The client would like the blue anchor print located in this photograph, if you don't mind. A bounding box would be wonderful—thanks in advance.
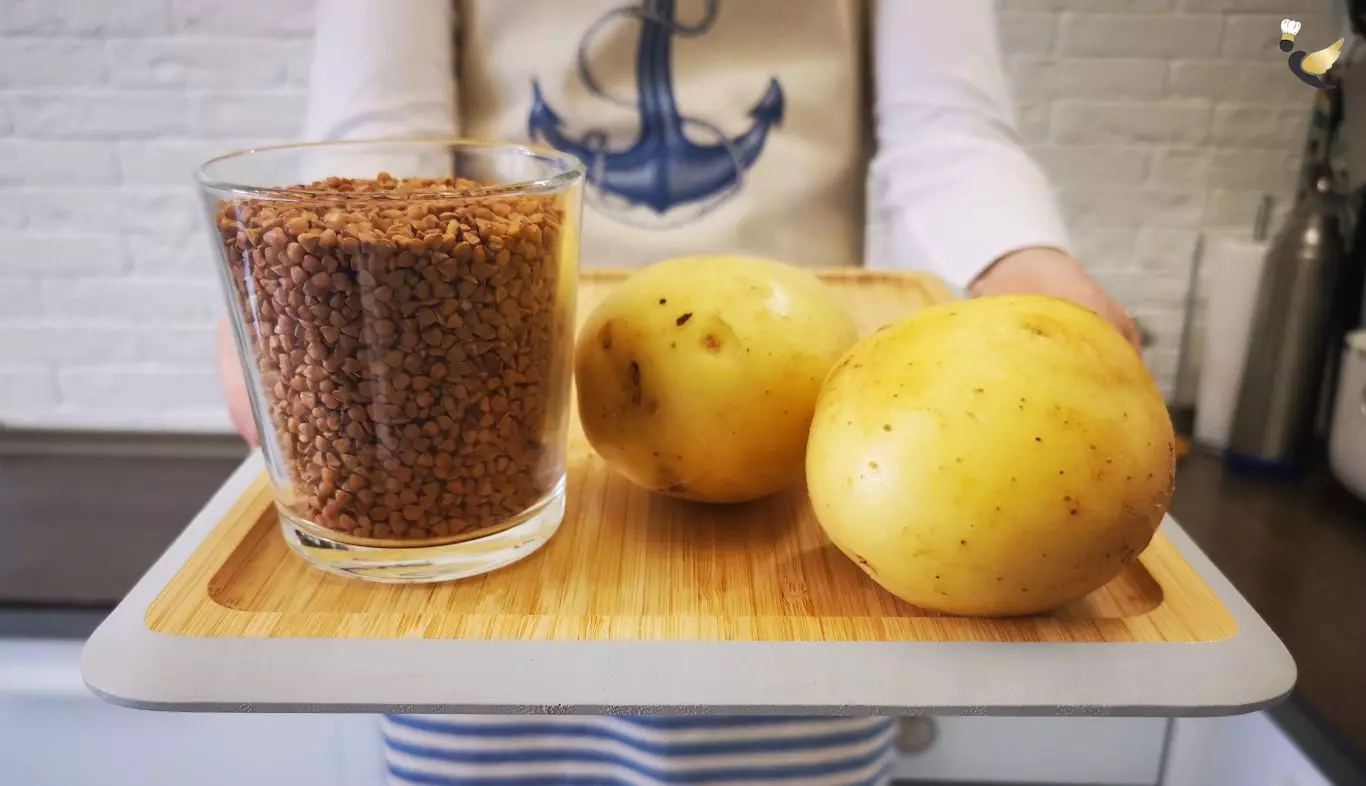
[528,0,785,219]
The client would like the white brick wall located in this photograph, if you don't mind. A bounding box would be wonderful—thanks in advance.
[0,0,1342,431]
[0,0,311,431]
[1008,0,1340,395]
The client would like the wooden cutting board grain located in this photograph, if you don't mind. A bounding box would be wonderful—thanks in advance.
[146,270,1235,644]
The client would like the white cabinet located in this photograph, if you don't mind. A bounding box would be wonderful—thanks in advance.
[2,694,384,786]
[888,716,1167,785]
[1164,714,1332,786]
[887,713,1334,786]
[2,639,383,786]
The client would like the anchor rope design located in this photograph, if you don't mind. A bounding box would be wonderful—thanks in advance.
[528,0,784,228]
[577,0,743,228]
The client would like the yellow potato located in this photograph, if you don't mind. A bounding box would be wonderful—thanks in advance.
[576,255,858,503]
[806,295,1174,616]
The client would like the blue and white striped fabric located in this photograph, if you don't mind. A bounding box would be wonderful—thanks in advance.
[382,714,899,785]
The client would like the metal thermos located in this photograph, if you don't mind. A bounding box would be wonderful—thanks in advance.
[1227,165,1345,471]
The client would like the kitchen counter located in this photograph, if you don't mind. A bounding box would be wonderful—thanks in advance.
[1171,451,1366,785]
[2,434,1351,783]
[0,430,247,644]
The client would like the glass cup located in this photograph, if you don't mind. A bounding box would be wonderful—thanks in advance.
[198,140,584,582]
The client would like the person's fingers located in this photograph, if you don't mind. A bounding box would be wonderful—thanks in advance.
[1122,320,1143,352]
[1107,306,1138,348]
[216,316,261,447]
[964,246,1146,353]
[1101,305,1142,353]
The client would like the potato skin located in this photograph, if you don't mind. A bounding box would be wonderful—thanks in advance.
[575,255,858,503]
[806,295,1175,616]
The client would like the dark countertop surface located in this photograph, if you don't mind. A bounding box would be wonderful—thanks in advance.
[3,431,1366,781]
[0,430,246,635]
[1172,450,1366,785]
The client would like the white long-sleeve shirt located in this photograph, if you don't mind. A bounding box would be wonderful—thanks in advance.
[300,3,1067,783]
[301,0,1072,293]
[300,4,1069,785]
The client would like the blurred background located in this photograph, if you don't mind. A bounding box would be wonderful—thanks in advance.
[3,1,1366,785]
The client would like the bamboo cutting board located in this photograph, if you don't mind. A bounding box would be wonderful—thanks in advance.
[147,270,1235,645]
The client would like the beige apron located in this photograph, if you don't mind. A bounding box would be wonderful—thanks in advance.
[453,0,867,270]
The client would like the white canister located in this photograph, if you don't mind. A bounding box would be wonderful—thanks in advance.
[1329,329,1366,502]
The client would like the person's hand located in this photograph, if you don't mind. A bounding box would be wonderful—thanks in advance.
[216,315,260,447]
[968,246,1141,350]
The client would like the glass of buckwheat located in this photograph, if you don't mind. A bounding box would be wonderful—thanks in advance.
[198,140,585,582]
